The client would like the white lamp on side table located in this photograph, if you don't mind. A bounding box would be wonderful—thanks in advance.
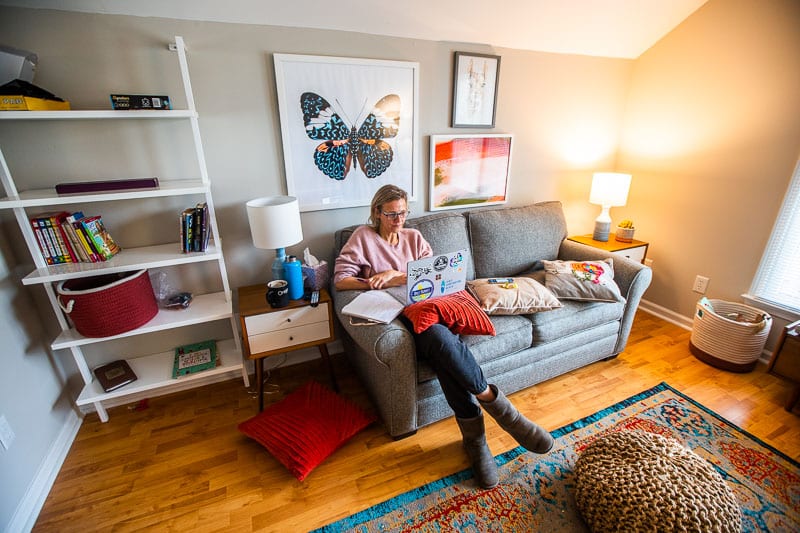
[589,172,631,242]
[246,196,304,282]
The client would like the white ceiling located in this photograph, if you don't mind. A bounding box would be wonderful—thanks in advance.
[1,0,709,59]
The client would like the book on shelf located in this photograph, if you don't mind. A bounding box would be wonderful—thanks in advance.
[55,177,159,195]
[29,211,77,264]
[179,202,210,253]
[29,211,121,264]
[80,215,121,260]
[93,359,138,392]
[172,340,217,378]
[67,212,102,262]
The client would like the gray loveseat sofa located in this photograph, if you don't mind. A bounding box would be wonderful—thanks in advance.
[331,201,652,439]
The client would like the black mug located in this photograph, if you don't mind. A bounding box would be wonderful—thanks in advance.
[266,280,289,308]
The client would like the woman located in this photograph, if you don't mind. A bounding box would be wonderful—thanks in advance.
[334,184,553,489]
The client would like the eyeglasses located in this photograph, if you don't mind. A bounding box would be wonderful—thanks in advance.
[381,210,410,220]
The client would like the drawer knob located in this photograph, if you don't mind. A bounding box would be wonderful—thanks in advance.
[289,336,294,341]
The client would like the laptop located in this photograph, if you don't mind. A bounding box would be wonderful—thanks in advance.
[342,249,469,324]
[404,249,469,305]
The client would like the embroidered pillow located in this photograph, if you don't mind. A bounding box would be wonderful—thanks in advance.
[542,259,624,303]
[466,277,562,315]
[402,290,496,336]
[238,381,375,481]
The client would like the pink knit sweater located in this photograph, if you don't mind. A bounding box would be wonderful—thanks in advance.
[333,225,432,284]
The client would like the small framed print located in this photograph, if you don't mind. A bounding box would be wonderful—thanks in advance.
[452,52,501,128]
[173,340,217,378]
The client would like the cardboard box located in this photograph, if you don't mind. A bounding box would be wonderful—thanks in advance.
[0,95,70,111]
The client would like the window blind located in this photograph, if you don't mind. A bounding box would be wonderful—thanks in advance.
[750,156,800,314]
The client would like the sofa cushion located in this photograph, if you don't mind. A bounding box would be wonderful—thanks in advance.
[404,211,475,279]
[543,259,624,302]
[528,299,625,345]
[467,277,562,315]
[417,314,532,384]
[468,202,568,278]
[402,290,495,335]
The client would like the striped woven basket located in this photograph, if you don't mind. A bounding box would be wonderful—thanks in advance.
[689,299,771,372]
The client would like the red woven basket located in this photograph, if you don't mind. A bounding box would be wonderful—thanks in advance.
[57,269,158,337]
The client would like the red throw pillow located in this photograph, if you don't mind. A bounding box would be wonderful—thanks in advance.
[402,290,496,336]
[238,381,375,481]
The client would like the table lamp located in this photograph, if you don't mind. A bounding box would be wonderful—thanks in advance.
[589,172,631,242]
[246,196,303,281]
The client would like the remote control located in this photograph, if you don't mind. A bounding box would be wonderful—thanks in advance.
[310,290,320,307]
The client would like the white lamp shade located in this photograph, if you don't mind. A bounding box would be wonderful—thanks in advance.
[589,172,631,207]
[246,196,303,250]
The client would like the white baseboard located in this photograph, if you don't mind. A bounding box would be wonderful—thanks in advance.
[638,298,693,330]
[6,409,82,533]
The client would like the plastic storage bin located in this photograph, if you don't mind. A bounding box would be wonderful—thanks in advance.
[689,298,772,372]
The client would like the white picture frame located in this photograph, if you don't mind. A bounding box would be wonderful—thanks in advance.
[274,54,419,212]
[429,134,513,211]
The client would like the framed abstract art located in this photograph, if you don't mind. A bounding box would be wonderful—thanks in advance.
[274,54,419,212]
[451,52,501,128]
[429,134,513,211]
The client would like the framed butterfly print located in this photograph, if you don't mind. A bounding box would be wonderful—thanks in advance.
[274,54,420,212]
[429,134,513,211]
[452,52,501,128]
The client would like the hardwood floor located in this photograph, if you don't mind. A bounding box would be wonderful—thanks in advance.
[34,311,800,532]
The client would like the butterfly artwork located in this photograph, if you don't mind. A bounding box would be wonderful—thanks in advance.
[300,92,400,180]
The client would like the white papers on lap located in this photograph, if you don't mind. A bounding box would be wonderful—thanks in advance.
[342,289,405,324]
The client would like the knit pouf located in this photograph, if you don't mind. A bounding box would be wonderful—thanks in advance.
[574,431,741,533]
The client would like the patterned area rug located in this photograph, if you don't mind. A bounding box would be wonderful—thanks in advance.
[314,382,800,532]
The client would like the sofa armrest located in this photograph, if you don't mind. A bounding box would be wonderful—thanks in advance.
[558,240,653,354]
[330,287,419,437]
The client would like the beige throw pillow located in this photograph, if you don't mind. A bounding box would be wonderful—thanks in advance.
[467,277,562,315]
[542,259,624,303]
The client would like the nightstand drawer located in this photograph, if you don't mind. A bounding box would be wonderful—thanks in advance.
[244,304,329,334]
[247,320,331,353]
[613,245,646,264]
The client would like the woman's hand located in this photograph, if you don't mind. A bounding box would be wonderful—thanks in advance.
[365,270,406,290]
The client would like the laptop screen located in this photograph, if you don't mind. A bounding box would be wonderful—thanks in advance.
[404,250,469,305]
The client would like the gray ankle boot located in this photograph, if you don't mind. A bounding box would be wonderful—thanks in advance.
[456,414,499,489]
[479,385,554,454]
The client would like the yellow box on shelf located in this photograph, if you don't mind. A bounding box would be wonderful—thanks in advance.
[0,95,71,111]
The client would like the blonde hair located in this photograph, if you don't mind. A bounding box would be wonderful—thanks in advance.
[368,184,408,231]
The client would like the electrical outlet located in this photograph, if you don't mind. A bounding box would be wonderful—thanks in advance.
[692,275,710,294]
[644,258,654,268]
[0,415,15,451]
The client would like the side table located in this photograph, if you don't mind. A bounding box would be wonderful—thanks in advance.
[768,319,800,412]
[238,284,337,411]
[568,234,649,264]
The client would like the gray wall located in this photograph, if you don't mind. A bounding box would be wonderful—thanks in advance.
[1,1,799,529]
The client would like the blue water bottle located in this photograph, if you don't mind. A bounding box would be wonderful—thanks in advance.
[284,255,304,300]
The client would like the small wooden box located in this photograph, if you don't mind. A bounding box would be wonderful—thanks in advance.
[769,320,800,382]
[768,319,800,411]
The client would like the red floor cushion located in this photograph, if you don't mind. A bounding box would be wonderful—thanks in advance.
[238,381,375,481]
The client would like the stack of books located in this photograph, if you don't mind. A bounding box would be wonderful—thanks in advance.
[180,202,211,253]
[30,211,121,264]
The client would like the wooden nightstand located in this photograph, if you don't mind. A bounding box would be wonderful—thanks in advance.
[238,285,337,411]
[568,234,649,264]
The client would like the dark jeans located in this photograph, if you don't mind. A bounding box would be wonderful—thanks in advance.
[400,316,488,419]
